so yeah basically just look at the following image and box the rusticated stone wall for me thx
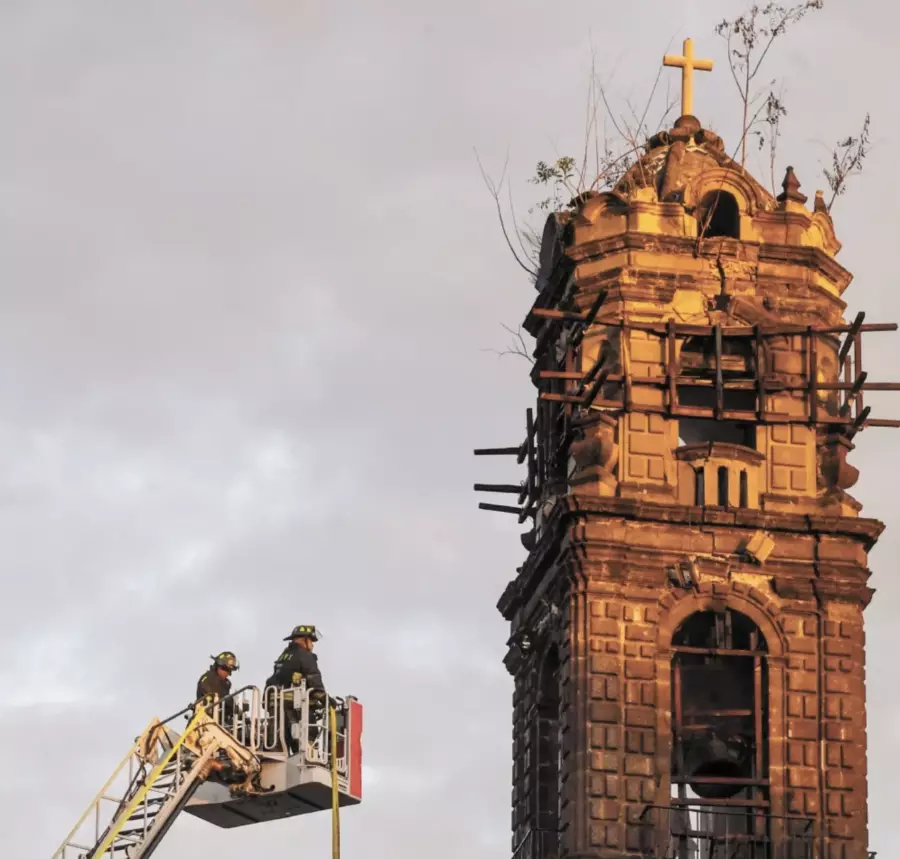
[503,502,875,859]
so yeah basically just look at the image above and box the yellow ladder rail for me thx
[330,705,340,859]
[88,708,206,858]
[52,718,162,859]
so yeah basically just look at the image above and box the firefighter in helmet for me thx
[196,651,240,723]
[266,625,326,753]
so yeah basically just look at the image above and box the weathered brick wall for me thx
[821,610,868,859]
[780,607,869,859]
[555,581,662,858]
[539,571,871,859]
[620,413,674,488]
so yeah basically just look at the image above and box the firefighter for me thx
[265,625,326,754]
[196,651,240,724]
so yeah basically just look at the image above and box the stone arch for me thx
[683,167,771,216]
[653,579,788,822]
[657,580,785,656]
[571,191,629,244]
[576,190,629,224]
[697,190,741,238]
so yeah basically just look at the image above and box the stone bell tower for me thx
[475,38,899,859]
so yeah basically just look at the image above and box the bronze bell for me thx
[681,731,752,799]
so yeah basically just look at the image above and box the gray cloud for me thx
[3,0,899,856]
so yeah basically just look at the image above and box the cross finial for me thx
[663,38,714,119]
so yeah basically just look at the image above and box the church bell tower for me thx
[476,38,898,859]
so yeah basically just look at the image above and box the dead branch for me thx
[474,148,539,277]
[823,114,871,212]
[763,89,787,196]
[482,323,536,365]
[716,1,823,167]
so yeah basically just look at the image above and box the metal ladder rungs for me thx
[100,794,125,804]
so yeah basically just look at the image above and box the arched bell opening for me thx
[697,190,741,239]
[669,608,770,852]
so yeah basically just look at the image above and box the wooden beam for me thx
[583,368,611,409]
[540,392,584,404]
[519,408,536,506]
[591,318,896,337]
[839,372,868,418]
[531,307,585,322]
[754,324,765,422]
[667,319,677,416]
[838,311,865,366]
[473,447,521,456]
[714,324,724,418]
[847,405,873,440]
[478,502,529,516]
[578,351,605,393]
[601,374,900,392]
[808,326,818,426]
[622,318,632,413]
[582,291,605,328]
[473,484,523,494]
[538,370,584,381]
[855,323,865,416]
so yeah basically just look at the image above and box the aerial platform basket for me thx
[52,683,363,858]
[185,685,364,829]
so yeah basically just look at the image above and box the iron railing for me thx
[638,805,816,859]
[509,811,876,859]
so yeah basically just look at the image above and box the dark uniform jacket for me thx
[266,643,325,694]
[196,668,234,719]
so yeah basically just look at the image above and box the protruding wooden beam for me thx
[474,447,521,456]
[531,308,585,322]
[808,326,818,425]
[847,405,872,439]
[540,392,585,404]
[839,372,868,418]
[582,291,606,328]
[478,502,531,516]
[838,311,865,366]
[538,370,584,381]
[473,484,523,494]
[714,324,724,418]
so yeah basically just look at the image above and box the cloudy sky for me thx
[2,1,898,856]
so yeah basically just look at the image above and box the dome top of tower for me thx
[613,115,776,212]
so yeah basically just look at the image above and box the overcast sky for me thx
[2,1,899,856]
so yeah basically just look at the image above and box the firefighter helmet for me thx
[284,624,320,642]
[211,651,240,672]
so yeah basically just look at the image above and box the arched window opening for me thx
[694,467,705,506]
[739,470,749,508]
[533,647,561,849]
[697,191,741,239]
[717,466,729,507]
[670,609,769,853]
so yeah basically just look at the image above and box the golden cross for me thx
[663,38,713,118]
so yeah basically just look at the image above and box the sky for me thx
[2,1,899,856]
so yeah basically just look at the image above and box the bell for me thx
[681,731,751,800]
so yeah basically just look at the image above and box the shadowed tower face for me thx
[477,37,899,859]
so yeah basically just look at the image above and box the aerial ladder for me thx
[52,683,363,858]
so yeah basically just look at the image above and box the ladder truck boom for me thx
[52,684,363,857]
